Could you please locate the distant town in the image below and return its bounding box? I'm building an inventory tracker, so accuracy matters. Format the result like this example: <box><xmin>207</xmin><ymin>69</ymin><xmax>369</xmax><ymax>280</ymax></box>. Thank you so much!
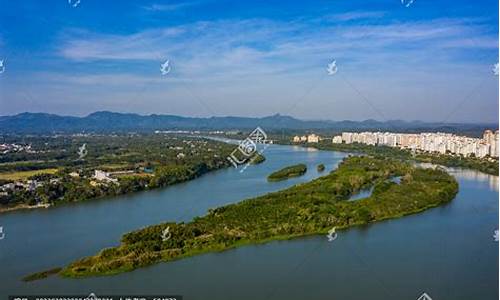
<box><xmin>293</xmin><ymin>130</ymin><xmax>499</xmax><ymax>158</ymax></box>
<box><xmin>0</xmin><ymin>143</ymin><xmax>34</xmax><ymax>154</ymax></box>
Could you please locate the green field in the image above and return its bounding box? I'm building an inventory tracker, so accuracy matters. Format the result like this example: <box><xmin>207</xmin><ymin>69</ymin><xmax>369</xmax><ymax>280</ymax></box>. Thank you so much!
<box><xmin>0</xmin><ymin>168</ymin><xmax>59</xmax><ymax>181</ymax></box>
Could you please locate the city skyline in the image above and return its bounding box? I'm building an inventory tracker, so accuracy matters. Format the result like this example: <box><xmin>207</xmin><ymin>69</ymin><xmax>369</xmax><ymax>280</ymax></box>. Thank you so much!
<box><xmin>293</xmin><ymin>129</ymin><xmax>499</xmax><ymax>158</ymax></box>
<box><xmin>0</xmin><ymin>0</ymin><xmax>498</xmax><ymax>123</ymax></box>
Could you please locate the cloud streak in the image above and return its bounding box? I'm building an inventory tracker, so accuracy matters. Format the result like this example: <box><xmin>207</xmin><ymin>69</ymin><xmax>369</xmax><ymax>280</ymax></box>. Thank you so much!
<box><xmin>326</xmin><ymin>11</ymin><xmax>387</xmax><ymax>22</ymax></box>
<box><xmin>143</xmin><ymin>1</ymin><xmax>199</xmax><ymax>12</ymax></box>
<box><xmin>57</xmin><ymin>15</ymin><xmax>498</xmax><ymax>80</ymax></box>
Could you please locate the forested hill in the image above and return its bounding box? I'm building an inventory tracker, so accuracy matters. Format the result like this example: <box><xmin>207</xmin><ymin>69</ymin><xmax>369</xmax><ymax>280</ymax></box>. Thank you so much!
<box><xmin>0</xmin><ymin>111</ymin><xmax>495</xmax><ymax>134</ymax></box>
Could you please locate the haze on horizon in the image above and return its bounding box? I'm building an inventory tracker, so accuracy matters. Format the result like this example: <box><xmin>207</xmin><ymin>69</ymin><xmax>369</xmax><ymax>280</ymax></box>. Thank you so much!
<box><xmin>0</xmin><ymin>0</ymin><xmax>498</xmax><ymax>123</ymax></box>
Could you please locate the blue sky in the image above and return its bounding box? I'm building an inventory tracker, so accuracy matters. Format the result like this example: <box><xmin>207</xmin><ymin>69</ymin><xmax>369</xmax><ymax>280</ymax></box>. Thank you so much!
<box><xmin>0</xmin><ymin>0</ymin><xmax>498</xmax><ymax>122</ymax></box>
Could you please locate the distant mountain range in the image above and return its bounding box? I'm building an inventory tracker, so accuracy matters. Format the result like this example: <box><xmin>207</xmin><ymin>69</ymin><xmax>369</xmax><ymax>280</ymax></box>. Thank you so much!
<box><xmin>0</xmin><ymin>111</ymin><xmax>496</xmax><ymax>135</ymax></box>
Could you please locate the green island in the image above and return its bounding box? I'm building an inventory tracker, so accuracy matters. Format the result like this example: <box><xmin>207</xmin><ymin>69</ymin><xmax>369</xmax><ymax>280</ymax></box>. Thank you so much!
<box><xmin>317</xmin><ymin>164</ymin><xmax>325</xmax><ymax>172</ymax></box>
<box><xmin>267</xmin><ymin>164</ymin><xmax>307</xmax><ymax>181</ymax></box>
<box><xmin>26</xmin><ymin>156</ymin><xmax>458</xmax><ymax>280</ymax></box>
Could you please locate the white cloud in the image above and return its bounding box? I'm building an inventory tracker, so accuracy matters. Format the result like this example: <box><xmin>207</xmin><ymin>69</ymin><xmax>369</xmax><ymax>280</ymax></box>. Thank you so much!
<box><xmin>58</xmin><ymin>16</ymin><xmax>497</xmax><ymax>69</ymax></box>
<box><xmin>326</xmin><ymin>11</ymin><xmax>387</xmax><ymax>22</ymax></box>
<box><xmin>143</xmin><ymin>2</ymin><xmax>198</xmax><ymax>12</ymax></box>
<box><xmin>33</xmin><ymin>72</ymin><xmax>162</xmax><ymax>86</ymax></box>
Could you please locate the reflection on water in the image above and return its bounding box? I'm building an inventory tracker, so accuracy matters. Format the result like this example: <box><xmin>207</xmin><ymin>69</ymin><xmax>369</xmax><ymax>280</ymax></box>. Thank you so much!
<box><xmin>348</xmin><ymin>176</ymin><xmax>402</xmax><ymax>201</ymax></box>
<box><xmin>390</xmin><ymin>176</ymin><xmax>402</xmax><ymax>184</ymax></box>
<box><xmin>347</xmin><ymin>187</ymin><xmax>373</xmax><ymax>201</ymax></box>
<box><xmin>450</xmin><ymin>169</ymin><xmax>499</xmax><ymax>192</ymax></box>
<box><xmin>416</xmin><ymin>162</ymin><xmax>499</xmax><ymax>192</ymax></box>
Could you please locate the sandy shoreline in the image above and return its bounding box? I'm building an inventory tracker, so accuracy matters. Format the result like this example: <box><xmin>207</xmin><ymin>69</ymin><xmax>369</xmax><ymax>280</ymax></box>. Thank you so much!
<box><xmin>0</xmin><ymin>203</ymin><xmax>51</xmax><ymax>214</ymax></box>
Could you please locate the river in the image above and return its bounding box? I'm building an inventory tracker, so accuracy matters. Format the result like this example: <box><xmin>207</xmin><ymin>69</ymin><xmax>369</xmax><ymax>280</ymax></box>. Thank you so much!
<box><xmin>0</xmin><ymin>144</ymin><xmax>498</xmax><ymax>300</ymax></box>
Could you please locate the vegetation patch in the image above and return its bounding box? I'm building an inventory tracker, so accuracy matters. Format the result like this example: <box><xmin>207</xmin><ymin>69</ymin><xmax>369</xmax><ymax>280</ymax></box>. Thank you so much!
<box><xmin>22</xmin><ymin>267</ymin><xmax>61</xmax><ymax>282</ymax></box>
<box><xmin>250</xmin><ymin>153</ymin><xmax>266</xmax><ymax>165</ymax></box>
<box><xmin>267</xmin><ymin>164</ymin><xmax>307</xmax><ymax>181</ymax></box>
<box><xmin>312</xmin><ymin>141</ymin><xmax>499</xmax><ymax>175</ymax></box>
<box><xmin>29</xmin><ymin>156</ymin><xmax>458</xmax><ymax>279</ymax></box>
<box><xmin>0</xmin><ymin>136</ymin><xmax>234</xmax><ymax>210</ymax></box>
<box><xmin>0</xmin><ymin>168</ymin><xmax>59</xmax><ymax>181</ymax></box>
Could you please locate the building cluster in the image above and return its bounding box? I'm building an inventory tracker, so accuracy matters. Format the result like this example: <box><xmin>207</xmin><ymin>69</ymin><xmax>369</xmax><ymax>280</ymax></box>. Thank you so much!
<box><xmin>0</xmin><ymin>143</ymin><xmax>34</xmax><ymax>154</ymax></box>
<box><xmin>154</xmin><ymin>130</ymin><xmax>202</xmax><ymax>134</ymax></box>
<box><xmin>293</xmin><ymin>134</ymin><xmax>320</xmax><ymax>143</ymax></box>
<box><xmin>1</xmin><ymin>180</ymin><xmax>42</xmax><ymax>196</ymax></box>
<box><xmin>334</xmin><ymin>130</ymin><xmax>499</xmax><ymax>158</ymax></box>
<box><xmin>0</xmin><ymin>169</ymin><xmax>122</xmax><ymax>196</ymax></box>
<box><xmin>0</xmin><ymin>178</ymin><xmax>61</xmax><ymax>197</ymax></box>
<box><xmin>92</xmin><ymin>170</ymin><xmax>119</xmax><ymax>185</ymax></box>
<box><xmin>293</xmin><ymin>130</ymin><xmax>499</xmax><ymax>158</ymax></box>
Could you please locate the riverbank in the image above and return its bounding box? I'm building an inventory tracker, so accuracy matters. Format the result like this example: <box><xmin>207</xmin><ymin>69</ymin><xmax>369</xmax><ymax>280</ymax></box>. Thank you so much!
<box><xmin>284</xmin><ymin>140</ymin><xmax>499</xmax><ymax>176</ymax></box>
<box><xmin>0</xmin><ymin>203</ymin><xmax>51</xmax><ymax>214</ymax></box>
<box><xmin>26</xmin><ymin>155</ymin><xmax>458</xmax><ymax>280</ymax></box>
<box><xmin>0</xmin><ymin>136</ymin><xmax>236</xmax><ymax>214</ymax></box>
<box><xmin>0</xmin><ymin>162</ymin><xmax>230</xmax><ymax>215</ymax></box>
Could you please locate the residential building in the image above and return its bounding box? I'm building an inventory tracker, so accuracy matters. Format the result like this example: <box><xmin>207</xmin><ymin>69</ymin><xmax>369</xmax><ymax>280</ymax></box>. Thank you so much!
<box><xmin>307</xmin><ymin>134</ymin><xmax>320</xmax><ymax>143</ymax></box>
<box><xmin>336</xmin><ymin>130</ymin><xmax>499</xmax><ymax>158</ymax></box>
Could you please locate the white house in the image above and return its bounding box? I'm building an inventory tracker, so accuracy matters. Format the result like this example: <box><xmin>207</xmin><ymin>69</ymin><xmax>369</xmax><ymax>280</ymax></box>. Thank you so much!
<box><xmin>332</xmin><ymin>136</ymin><xmax>342</xmax><ymax>144</ymax></box>
<box><xmin>307</xmin><ymin>134</ymin><xmax>320</xmax><ymax>143</ymax></box>
<box><xmin>93</xmin><ymin>170</ymin><xmax>118</xmax><ymax>183</ymax></box>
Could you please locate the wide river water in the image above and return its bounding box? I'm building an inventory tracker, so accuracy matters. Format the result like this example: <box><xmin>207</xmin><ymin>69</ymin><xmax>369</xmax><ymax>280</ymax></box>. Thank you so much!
<box><xmin>0</xmin><ymin>143</ymin><xmax>498</xmax><ymax>300</ymax></box>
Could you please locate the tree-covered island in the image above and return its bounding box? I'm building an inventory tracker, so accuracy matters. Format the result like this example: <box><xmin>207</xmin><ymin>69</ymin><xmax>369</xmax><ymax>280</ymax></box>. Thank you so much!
<box><xmin>267</xmin><ymin>164</ymin><xmax>307</xmax><ymax>181</ymax></box>
<box><xmin>26</xmin><ymin>156</ymin><xmax>458</xmax><ymax>280</ymax></box>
